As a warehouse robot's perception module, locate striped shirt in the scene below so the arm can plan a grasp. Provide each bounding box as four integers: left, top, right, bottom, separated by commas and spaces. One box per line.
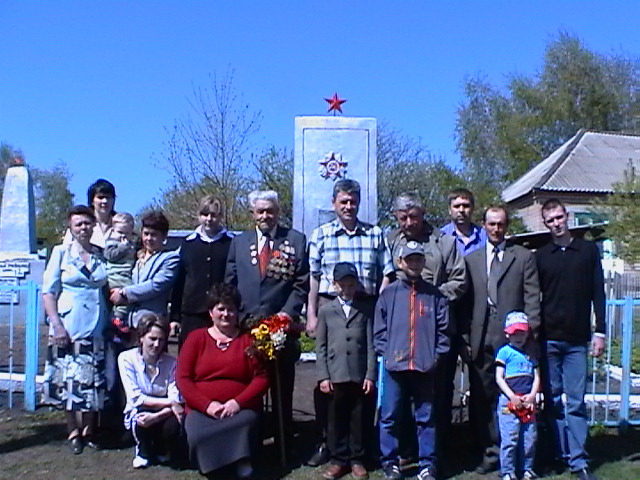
309, 219, 394, 296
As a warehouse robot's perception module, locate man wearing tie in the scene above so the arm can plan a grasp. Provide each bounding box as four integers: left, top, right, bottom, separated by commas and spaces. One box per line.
225, 189, 309, 462
462, 206, 540, 473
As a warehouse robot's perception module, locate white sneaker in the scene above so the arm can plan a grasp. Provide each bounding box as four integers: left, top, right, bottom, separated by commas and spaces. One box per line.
417, 467, 436, 480
523, 471, 539, 479
132, 455, 149, 469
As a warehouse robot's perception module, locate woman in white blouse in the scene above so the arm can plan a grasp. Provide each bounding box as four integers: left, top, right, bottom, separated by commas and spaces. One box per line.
118, 313, 185, 469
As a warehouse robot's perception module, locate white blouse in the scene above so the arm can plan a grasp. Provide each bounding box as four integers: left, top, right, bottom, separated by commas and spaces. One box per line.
117, 347, 182, 430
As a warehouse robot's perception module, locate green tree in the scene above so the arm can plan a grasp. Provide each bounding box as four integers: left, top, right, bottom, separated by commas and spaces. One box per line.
32, 162, 74, 248
156, 69, 260, 229
255, 146, 293, 227
456, 31, 640, 201
377, 123, 463, 228
598, 160, 640, 264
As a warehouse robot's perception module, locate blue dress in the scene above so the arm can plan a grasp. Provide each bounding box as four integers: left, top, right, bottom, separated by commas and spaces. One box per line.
42, 242, 108, 411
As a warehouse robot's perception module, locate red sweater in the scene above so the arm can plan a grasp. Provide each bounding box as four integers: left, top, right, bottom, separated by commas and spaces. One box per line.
177, 329, 269, 412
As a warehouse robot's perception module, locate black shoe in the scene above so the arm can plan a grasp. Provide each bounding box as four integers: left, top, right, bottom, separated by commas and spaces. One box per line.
574, 467, 598, 480
398, 457, 417, 470
69, 437, 84, 455
307, 443, 330, 467
474, 457, 498, 474
545, 459, 567, 475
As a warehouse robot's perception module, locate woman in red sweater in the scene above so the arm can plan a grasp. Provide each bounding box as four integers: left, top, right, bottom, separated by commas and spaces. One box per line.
177, 283, 269, 478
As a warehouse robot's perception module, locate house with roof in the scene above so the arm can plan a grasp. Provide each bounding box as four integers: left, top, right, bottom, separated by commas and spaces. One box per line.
502, 129, 640, 233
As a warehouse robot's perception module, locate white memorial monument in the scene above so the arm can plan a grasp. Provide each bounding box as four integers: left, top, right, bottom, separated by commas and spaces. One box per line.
0, 158, 45, 315
293, 109, 377, 237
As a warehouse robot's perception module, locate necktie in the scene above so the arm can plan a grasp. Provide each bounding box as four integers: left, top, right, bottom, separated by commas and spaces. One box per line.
259, 234, 271, 278
488, 246, 501, 305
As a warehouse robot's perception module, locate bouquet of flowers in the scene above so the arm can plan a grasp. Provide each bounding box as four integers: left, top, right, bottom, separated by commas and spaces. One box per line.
247, 313, 292, 360
507, 399, 537, 424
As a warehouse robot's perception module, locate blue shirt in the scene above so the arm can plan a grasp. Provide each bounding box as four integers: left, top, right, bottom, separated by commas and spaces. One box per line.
495, 343, 537, 395
440, 222, 487, 257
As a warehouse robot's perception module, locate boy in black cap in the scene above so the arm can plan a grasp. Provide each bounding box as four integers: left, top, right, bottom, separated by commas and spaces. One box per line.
316, 262, 377, 480
374, 241, 449, 480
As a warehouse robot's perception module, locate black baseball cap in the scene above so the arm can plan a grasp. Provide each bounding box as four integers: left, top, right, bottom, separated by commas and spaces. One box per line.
399, 240, 425, 258
333, 262, 358, 281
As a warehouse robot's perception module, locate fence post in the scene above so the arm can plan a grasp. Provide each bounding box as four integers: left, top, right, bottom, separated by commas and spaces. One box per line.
618, 296, 633, 433
24, 281, 39, 411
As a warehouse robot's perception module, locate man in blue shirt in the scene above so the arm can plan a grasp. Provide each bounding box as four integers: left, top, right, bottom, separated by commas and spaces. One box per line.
439, 188, 486, 471
440, 188, 487, 257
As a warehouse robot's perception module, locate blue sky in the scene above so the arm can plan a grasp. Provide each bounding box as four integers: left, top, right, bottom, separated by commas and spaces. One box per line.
2, 2, 639, 215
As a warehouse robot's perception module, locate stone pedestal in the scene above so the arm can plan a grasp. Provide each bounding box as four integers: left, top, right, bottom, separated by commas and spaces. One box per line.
293, 116, 377, 237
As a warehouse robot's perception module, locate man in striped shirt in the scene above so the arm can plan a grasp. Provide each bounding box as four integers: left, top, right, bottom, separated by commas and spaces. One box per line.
305, 178, 394, 468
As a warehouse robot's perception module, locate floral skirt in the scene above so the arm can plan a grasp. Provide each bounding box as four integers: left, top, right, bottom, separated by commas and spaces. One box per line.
42, 336, 106, 411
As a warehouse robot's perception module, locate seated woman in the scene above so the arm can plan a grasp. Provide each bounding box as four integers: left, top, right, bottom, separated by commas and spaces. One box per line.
118, 314, 185, 469
177, 283, 269, 479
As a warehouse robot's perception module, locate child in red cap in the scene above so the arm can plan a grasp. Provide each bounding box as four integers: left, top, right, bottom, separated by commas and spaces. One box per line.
495, 311, 540, 480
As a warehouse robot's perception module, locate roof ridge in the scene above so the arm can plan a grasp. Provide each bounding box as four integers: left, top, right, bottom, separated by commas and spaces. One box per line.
533, 129, 586, 189
583, 129, 640, 139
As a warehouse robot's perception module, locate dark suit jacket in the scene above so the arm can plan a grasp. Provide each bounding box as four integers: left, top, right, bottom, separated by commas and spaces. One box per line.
316, 296, 376, 384
462, 242, 540, 360
225, 226, 309, 324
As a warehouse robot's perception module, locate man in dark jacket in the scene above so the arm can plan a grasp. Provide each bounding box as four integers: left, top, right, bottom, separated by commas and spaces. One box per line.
225, 189, 309, 463
462, 206, 540, 474
536, 198, 605, 480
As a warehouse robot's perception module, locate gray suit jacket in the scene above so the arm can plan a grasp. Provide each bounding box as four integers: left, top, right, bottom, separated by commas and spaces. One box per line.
316, 296, 377, 384
463, 242, 540, 359
387, 226, 467, 302
125, 249, 180, 328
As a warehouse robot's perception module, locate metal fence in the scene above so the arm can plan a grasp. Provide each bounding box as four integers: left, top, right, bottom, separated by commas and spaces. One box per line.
591, 296, 640, 429
605, 271, 640, 346
0, 281, 41, 410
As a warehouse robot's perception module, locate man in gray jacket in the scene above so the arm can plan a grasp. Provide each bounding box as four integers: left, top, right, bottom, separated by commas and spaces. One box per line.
463, 206, 540, 474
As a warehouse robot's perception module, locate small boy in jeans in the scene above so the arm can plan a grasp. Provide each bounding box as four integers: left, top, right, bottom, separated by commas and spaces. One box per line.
104, 212, 137, 341
495, 311, 540, 480
316, 262, 376, 480
374, 241, 449, 480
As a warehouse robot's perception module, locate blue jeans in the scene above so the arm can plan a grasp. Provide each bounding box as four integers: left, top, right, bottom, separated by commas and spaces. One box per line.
497, 395, 536, 476
546, 340, 589, 471
379, 369, 436, 470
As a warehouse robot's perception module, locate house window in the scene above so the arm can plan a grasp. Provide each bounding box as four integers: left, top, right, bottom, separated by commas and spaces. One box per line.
574, 211, 608, 226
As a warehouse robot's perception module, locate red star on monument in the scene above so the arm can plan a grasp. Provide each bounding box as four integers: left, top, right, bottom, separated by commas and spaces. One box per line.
324, 92, 347, 114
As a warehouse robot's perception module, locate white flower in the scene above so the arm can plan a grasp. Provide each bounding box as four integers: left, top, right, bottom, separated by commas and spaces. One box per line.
270, 330, 287, 350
